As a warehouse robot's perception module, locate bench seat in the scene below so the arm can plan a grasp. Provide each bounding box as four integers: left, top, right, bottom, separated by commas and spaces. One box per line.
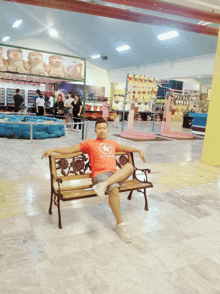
49, 151, 153, 228
54, 179, 153, 201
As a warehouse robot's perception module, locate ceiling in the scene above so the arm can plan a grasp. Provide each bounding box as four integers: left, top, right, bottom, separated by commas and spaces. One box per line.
0, 0, 219, 71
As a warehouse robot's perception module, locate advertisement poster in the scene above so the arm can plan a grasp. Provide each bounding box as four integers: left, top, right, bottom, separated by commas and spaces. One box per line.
58, 83, 105, 101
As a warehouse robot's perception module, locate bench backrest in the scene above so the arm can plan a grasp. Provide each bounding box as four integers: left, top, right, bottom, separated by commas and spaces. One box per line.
49, 151, 134, 182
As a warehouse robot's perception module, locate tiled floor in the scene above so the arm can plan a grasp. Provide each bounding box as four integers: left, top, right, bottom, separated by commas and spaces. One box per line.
1, 120, 220, 294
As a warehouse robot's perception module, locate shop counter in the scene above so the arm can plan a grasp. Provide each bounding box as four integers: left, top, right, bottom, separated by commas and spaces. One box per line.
190, 113, 207, 135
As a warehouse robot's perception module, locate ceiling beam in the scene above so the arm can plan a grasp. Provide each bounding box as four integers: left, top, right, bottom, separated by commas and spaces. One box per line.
101, 0, 220, 24
4, 0, 219, 36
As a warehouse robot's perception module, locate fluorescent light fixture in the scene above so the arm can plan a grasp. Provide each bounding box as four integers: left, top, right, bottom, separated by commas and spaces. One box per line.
116, 45, 130, 52
91, 54, 101, 59
198, 21, 211, 26
2, 36, 10, 42
12, 20, 23, 28
157, 30, 179, 41
49, 29, 58, 38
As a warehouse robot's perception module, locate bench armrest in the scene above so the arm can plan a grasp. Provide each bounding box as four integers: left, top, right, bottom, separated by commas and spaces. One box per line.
51, 174, 63, 193
133, 168, 151, 183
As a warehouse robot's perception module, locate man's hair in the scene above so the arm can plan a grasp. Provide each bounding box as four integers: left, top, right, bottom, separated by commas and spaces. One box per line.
95, 117, 108, 127
16, 88, 20, 93
36, 89, 41, 94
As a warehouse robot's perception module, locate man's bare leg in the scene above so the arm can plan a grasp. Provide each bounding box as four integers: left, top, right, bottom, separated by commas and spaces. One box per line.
93, 164, 134, 199
108, 187, 123, 225
106, 163, 134, 186
109, 187, 132, 243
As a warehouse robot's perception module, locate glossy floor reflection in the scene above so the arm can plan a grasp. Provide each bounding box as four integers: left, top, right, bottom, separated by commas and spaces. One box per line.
1, 120, 220, 294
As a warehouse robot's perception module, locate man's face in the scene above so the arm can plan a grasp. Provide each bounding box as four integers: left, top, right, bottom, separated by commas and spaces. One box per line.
95, 122, 108, 140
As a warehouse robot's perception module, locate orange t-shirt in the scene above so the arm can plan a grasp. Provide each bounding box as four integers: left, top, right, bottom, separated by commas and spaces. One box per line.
78, 139, 120, 179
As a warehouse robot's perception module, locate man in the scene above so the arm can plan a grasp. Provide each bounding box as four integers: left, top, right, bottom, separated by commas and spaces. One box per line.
32, 89, 41, 114
13, 88, 24, 112
42, 118, 146, 242
64, 92, 74, 128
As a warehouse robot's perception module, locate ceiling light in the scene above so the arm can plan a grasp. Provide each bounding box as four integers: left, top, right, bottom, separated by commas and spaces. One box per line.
198, 21, 211, 26
2, 36, 10, 42
12, 20, 23, 28
157, 30, 179, 41
49, 29, 58, 38
91, 54, 101, 59
116, 45, 130, 52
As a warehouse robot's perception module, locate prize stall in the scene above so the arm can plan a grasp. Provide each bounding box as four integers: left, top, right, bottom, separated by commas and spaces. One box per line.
161, 91, 194, 139
0, 43, 86, 139
190, 88, 211, 135
120, 73, 160, 140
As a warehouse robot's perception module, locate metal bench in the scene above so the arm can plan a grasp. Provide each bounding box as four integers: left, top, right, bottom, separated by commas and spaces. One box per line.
49, 151, 153, 228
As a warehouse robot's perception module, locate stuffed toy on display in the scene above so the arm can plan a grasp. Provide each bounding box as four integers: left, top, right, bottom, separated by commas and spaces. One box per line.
139, 75, 144, 86
134, 74, 139, 86
128, 73, 134, 84
67, 61, 84, 80
0, 47, 6, 71
126, 92, 130, 101
47, 55, 68, 78
143, 76, 149, 86
5, 49, 30, 73
28, 52, 47, 76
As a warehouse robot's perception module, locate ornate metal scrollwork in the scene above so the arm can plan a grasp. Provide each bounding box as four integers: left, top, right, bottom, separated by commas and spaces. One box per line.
116, 154, 129, 169
52, 193, 59, 207
55, 154, 91, 176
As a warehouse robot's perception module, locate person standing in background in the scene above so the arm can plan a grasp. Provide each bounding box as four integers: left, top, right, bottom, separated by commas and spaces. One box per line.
44, 95, 51, 114
64, 92, 74, 128
102, 98, 109, 122
36, 93, 45, 116
32, 89, 40, 114
71, 93, 82, 131
54, 93, 65, 119
113, 111, 121, 128
49, 94, 55, 115
13, 89, 24, 113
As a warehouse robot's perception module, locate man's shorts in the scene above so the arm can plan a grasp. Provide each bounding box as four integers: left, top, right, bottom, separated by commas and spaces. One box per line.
92, 171, 130, 194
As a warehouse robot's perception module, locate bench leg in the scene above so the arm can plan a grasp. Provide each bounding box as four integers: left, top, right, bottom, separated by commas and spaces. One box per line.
49, 191, 53, 215
127, 190, 133, 200
57, 198, 62, 229
144, 189, 149, 211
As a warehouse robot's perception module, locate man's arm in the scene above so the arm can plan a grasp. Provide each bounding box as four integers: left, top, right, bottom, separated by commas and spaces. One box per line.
42, 145, 81, 159
117, 145, 146, 162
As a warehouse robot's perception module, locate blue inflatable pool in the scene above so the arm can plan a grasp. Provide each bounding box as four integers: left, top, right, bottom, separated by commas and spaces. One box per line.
0, 114, 65, 139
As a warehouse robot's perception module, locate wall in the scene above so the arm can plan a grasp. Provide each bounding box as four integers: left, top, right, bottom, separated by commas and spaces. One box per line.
0, 81, 45, 106
178, 78, 200, 92
108, 54, 215, 83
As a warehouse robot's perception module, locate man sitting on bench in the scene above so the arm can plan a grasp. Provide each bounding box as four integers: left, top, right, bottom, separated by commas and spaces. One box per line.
42, 117, 146, 243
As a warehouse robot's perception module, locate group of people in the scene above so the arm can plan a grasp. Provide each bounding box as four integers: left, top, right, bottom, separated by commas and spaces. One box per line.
13, 89, 120, 130
31, 90, 83, 131
54, 91, 82, 131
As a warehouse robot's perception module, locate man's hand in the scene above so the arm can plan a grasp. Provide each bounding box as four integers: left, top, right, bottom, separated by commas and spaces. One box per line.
42, 149, 53, 159
139, 151, 146, 162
